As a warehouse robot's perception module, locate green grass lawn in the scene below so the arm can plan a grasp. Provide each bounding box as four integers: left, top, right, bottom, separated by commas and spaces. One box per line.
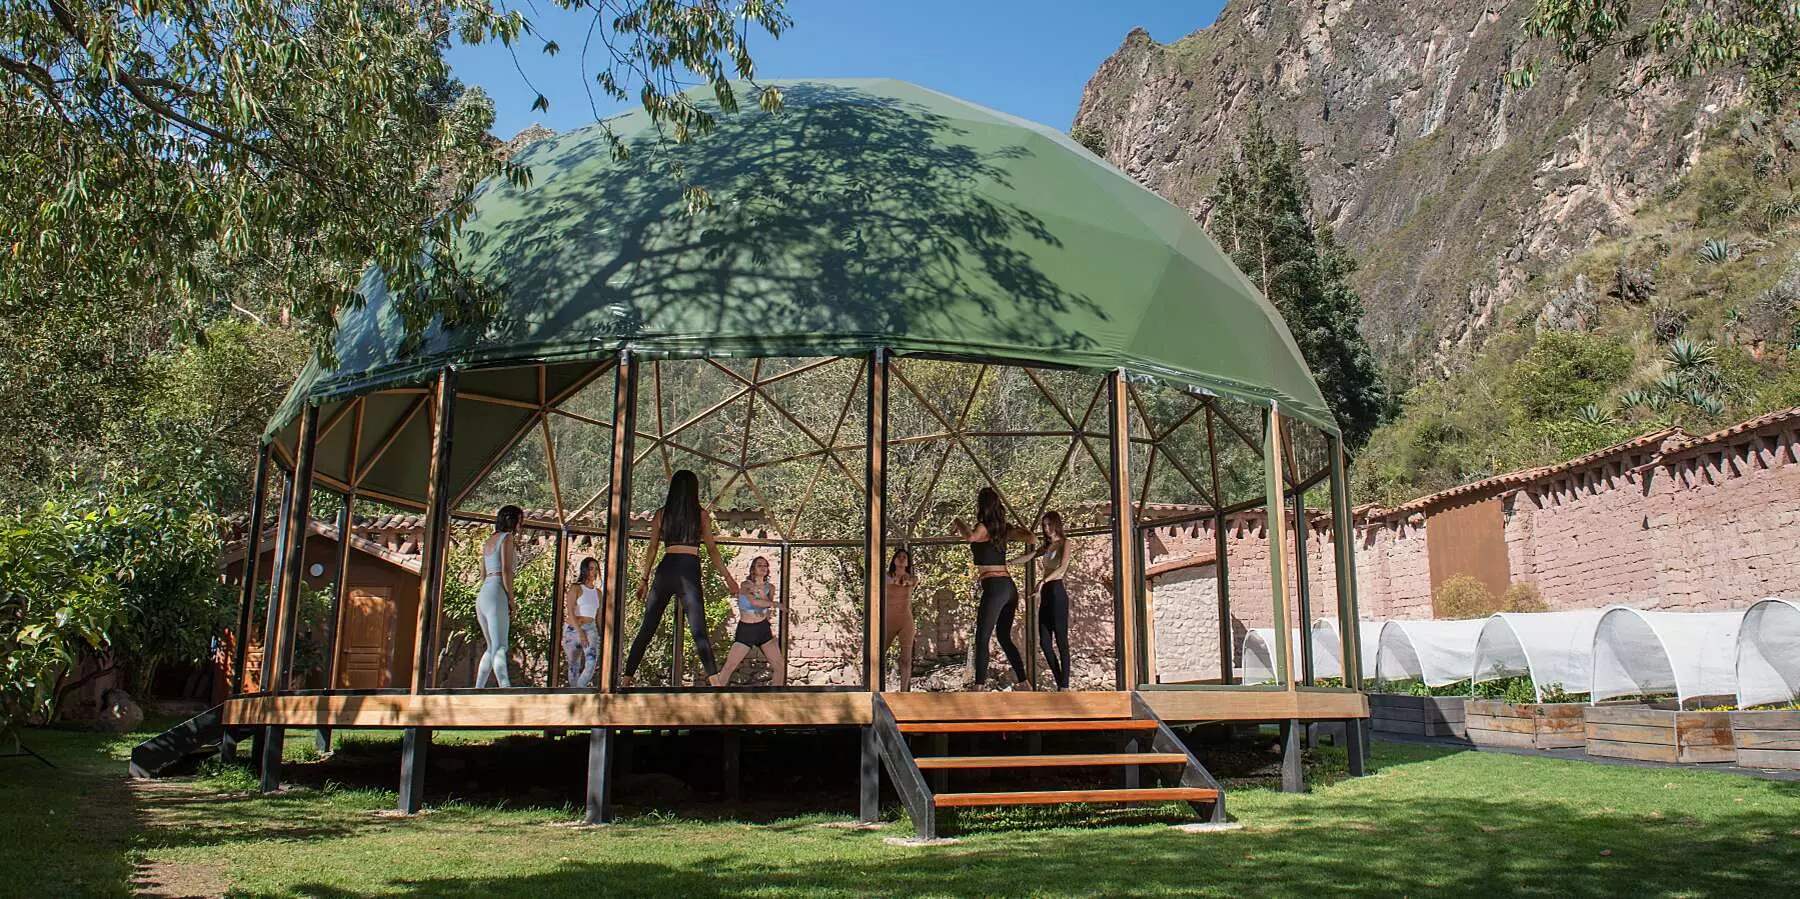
4, 725, 1797, 897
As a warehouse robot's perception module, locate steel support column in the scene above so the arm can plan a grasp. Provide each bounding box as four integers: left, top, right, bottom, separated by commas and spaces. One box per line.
863, 349, 889, 690
1294, 487, 1315, 685
411, 369, 457, 692
399, 727, 431, 814
232, 448, 271, 696
859, 725, 880, 824
257, 468, 292, 691
600, 354, 638, 691
586, 727, 615, 824
549, 528, 569, 686
1106, 370, 1144, 689
271, 404, 321, 691
1328, 435, 1370, 776
1262, 407, 1295, 688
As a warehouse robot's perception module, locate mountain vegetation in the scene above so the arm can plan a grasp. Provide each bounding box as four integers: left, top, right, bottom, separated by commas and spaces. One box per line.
1355, 109, 1800, 503
1208, 118, 1388, 448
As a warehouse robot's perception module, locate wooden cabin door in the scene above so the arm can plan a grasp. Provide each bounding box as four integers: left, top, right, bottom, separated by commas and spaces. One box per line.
335, 587, 396, 689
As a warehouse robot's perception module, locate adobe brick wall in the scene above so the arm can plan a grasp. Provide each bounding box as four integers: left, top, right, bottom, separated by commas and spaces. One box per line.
1355, 415, 1800, 619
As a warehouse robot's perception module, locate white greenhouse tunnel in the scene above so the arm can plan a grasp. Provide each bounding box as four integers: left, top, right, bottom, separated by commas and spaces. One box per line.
1372, 618, 1486, 688
1470, 610, 1606, 701
1589, 606, 1743, 707
1240, 624, 1375, 684
1737, 598, 1800, 709
1312, 618, 1381, 681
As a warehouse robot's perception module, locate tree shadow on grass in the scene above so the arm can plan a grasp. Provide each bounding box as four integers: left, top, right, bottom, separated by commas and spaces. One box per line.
264, 786, 1800, 897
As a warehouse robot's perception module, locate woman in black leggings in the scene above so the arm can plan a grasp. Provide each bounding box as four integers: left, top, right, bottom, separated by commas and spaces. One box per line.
954, 487, 1031, 689
1011, 510, 1072, 690
622, 469, 739, 687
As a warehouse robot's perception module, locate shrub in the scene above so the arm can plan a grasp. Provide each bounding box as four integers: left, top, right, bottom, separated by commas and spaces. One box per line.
1502, 582, 1548, 612
1434, 575, 1496, 619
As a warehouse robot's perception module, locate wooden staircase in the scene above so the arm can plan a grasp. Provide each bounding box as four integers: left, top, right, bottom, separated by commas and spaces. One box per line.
871, 691, 1224, 839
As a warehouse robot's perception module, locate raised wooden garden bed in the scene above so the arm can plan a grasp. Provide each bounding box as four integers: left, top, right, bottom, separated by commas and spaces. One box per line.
1730, 710, 1800, 770
1368, 694, 1466, 738
1584, 705, 1733, 764
1465, 699, 1585, 749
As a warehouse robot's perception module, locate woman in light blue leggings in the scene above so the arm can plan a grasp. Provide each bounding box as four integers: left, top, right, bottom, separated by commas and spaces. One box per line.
475, 505, 521, 688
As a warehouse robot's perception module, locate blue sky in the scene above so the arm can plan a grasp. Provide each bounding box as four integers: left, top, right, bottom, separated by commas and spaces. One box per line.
447, 1, 1226, 139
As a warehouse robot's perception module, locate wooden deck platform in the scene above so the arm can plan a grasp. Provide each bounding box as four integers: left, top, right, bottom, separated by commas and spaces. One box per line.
221, 688, 1368, 730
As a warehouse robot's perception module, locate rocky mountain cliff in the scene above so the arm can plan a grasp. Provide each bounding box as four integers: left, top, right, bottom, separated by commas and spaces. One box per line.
1072, 0, 1744, 375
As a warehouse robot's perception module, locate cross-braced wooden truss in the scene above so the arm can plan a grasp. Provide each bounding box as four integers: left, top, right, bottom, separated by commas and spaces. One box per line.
295, 355, 1338, 544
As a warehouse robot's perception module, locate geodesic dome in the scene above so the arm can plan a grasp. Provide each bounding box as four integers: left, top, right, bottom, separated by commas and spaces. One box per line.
1590, 606, 1744, 707
1738, 598, 1800, 709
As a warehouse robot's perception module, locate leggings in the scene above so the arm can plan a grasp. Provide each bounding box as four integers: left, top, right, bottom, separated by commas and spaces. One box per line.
624, 554, 717, 678
474, 576, 511, 688
561, 622, 599, 688
1038, 579, 1070, 689
974, 576, 1027, 685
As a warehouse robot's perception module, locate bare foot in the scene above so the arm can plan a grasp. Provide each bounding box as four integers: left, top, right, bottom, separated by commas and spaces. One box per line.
620, 675, 635, 688
707, 673, 725, 688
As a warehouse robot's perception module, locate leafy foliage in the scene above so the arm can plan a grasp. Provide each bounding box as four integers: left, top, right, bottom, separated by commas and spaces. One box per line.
1355, 114, 1800, 505
1209, 118, 1388, 448
0, 471, 222, 744
1516, 0, 1800, 113
1070, 122, 1107, 156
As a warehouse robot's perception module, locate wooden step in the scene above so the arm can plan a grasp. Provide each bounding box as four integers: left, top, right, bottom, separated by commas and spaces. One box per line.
933, 786, 1219, 808
897, 718, 1159, 735
915, 753, 1189, 770
881, 691, 1132, 722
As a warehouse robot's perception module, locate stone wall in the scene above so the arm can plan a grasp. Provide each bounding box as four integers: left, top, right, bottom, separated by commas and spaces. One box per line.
1355, 411, 1800, 620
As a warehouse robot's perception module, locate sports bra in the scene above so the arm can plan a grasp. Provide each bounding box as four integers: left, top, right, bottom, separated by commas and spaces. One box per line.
483, 536, 506, 580
737, 583, 774, 616
576, 585, 601, 618
971, 534, 1005, 567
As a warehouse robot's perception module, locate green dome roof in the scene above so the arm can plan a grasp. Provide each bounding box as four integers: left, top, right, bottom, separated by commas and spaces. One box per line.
275, 78, 1330, 434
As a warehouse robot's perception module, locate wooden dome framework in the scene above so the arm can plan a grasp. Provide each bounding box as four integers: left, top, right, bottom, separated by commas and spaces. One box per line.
234, 347, 1365, 711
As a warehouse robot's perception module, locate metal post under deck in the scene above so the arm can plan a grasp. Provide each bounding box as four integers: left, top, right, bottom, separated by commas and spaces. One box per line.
586, 727, 615, 824
399, 727, 431, 814
859, 724, 881, 825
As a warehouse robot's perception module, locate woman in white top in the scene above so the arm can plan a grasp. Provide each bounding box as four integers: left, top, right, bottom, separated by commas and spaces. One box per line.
475, 505, 522, 688
560, 557, 602, 688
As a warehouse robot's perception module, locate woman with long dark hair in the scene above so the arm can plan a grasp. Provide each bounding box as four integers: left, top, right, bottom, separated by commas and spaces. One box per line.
559, 557, 602, 688
475, 505, 522, 688
1011, 511, 1072, 690
953, 487, 1031, 689
622, 470, 739, 687
883, 547, 918, 692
